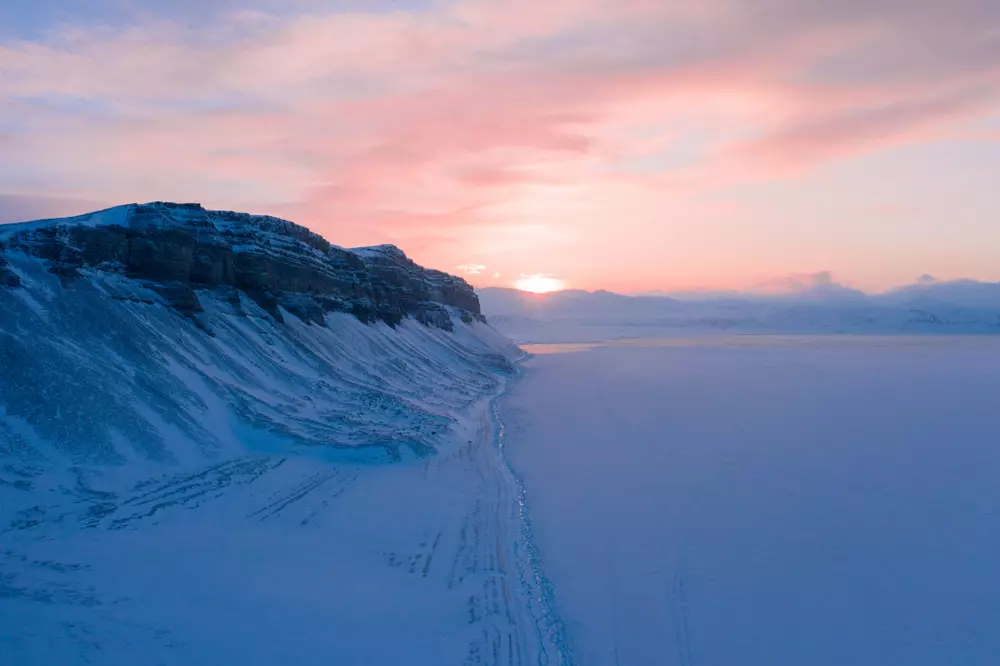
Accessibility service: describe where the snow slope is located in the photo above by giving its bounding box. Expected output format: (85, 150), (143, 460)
(0, 204), (135, 241)
(0, 212), (574, 664)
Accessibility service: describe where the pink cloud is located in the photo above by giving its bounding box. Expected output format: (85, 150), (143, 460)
(2, 0), (999, 289)
(725, 84), (1000, 172)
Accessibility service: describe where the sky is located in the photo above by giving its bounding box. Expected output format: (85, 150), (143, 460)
(1, 0), (998, 293)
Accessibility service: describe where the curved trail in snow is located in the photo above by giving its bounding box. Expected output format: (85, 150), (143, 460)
(0, 328), (574, 665)
(487, 367), (576, 666)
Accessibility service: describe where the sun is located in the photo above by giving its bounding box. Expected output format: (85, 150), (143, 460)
(515, 274), (566, 294)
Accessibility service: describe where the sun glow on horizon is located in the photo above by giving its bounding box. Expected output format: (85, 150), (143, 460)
(515, 274), (566, 294)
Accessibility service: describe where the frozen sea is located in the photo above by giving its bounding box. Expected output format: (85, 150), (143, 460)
(501, 336), (1000, 666)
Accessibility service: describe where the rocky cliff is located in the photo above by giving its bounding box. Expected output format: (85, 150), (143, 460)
(0, 201), (482, 330)
(0, 201), (517, 467)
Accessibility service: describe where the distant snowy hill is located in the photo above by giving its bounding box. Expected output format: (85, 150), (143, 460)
(0, 203), (575, 666)
(480, 283), (1000, 343)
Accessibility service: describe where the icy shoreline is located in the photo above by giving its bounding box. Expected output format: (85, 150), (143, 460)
(488, 365), (576, 666)
(1, 326), (578, 665)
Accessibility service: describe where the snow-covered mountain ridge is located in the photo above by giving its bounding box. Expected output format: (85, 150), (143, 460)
(0, 202), (518, 466)
(0, 201), (481, 329)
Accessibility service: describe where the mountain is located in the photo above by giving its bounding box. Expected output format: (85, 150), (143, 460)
(479, 286), (677, 317)
(0, 201), (518, 463)
(0, 204), (575, 665)
(0, 202), (481, 329)
(883, 278), (1000, 309)
(479, 285), (1000, 343)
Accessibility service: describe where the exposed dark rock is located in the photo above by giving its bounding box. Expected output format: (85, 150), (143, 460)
(0, 257), (19, 288)
(149, 282), (204, 314)
(414, 302), (455, 331)
(222, 288), (246, 316)
(277, 293), (326, 326)
(0, 202), (482, 328)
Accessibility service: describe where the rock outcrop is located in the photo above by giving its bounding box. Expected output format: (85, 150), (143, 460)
(0, 202), (483, 329)
(0, 256), (20, 288)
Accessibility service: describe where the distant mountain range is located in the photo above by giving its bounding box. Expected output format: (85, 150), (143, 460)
(479, 280), (1000, 342)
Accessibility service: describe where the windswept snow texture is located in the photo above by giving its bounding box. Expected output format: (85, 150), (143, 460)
(502, 336), (1000, 665)
(0, 247), (579, 665)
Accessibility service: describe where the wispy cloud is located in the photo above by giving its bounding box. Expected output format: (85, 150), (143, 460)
(1, 0), (998, 287)
(457, 263), (487, 275)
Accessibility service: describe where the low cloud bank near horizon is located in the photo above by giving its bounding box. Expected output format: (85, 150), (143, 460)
(480, 273), (1000, 339)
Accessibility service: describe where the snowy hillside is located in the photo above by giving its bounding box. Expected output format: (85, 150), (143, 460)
(0, 205), (569, 665)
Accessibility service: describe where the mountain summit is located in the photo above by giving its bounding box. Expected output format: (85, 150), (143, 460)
(0, 201), (481, 329)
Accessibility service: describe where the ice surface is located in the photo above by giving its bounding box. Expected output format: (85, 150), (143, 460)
(501, 336), (1000, 665)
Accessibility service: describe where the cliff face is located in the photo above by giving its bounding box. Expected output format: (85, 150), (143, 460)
(0, 202), (482, 330)
(0, 202), (517, 467)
